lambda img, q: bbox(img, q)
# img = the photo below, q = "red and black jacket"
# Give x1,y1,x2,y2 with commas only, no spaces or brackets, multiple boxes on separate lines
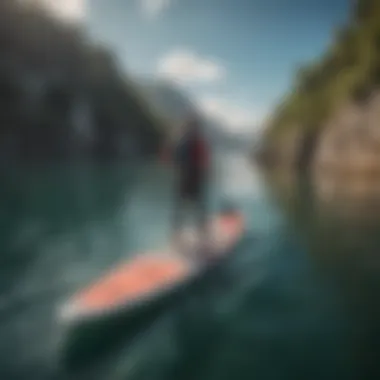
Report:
160,133,210,172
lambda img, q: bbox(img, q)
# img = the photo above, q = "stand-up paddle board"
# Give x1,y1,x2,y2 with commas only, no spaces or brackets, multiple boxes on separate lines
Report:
58,210,244,368
59,210,244,326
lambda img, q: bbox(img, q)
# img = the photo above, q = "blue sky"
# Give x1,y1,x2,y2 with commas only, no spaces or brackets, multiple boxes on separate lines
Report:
31,0,351,134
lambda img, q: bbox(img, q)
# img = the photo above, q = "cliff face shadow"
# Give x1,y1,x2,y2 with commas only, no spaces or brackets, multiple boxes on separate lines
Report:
265,167,380,380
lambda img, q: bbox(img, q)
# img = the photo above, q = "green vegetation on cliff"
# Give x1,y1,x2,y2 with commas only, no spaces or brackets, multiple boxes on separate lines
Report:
0,0,166,163
264,0,380,145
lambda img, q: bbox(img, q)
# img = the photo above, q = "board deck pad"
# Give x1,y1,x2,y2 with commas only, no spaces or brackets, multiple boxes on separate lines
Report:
60,212,244,322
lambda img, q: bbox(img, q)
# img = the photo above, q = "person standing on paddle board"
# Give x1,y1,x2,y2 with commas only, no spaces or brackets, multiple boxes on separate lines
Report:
160,112,211,254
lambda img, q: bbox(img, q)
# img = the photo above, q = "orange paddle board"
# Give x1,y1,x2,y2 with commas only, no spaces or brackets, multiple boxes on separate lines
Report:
59,211,244,324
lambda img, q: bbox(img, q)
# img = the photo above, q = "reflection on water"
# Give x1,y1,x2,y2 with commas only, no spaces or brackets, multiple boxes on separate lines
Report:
215,152,264,198
270,169,380,380
314,172,380,223
2,158,380,379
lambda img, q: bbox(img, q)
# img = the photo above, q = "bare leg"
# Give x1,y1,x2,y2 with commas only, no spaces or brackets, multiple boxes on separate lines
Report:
194,180,212,261
172,192,185,251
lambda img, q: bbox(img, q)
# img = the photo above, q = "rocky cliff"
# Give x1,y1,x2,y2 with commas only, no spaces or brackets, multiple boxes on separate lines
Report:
0,0,165,164
260,0,380,177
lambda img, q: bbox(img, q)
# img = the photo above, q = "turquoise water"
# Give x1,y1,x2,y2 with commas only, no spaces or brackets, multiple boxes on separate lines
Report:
0,155,365,379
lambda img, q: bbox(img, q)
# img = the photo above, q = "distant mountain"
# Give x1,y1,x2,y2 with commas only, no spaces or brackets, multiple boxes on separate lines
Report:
137,79,194,125
136,78,255,151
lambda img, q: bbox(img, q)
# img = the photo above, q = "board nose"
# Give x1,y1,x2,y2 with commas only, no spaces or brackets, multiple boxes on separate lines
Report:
211,212,244,247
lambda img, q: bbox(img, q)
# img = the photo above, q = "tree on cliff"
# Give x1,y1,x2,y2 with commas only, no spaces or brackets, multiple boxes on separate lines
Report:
263,0,380,149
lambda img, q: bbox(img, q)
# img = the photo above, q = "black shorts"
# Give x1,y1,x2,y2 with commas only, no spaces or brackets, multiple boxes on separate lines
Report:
178,169,205,200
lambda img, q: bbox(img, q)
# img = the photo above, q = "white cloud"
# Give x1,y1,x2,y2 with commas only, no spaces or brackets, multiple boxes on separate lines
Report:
22,0,87,22
197,95,267,134
157,49,226,85
139,0,172,17
24,0,170,22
